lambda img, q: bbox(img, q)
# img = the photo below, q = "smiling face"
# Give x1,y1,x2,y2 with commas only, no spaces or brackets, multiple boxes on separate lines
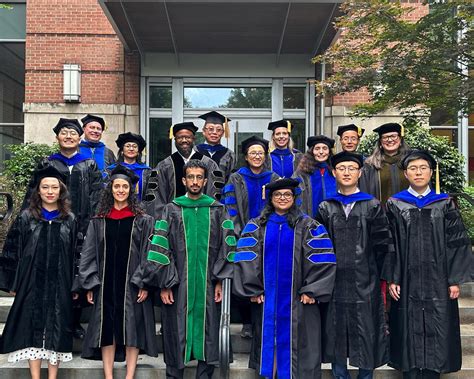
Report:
112,178,130,206
122,142,139,161
182,167,207,197
272,127,290,149
175,129,195,157
56,127,81,151
340,130,360,152
39,177,61,206
245,144,266,171
380,132,401,155
83,121,103,143
333,160,361,190
202,122,224,145
404,158,433,192
312,143,330,163
271,189,295,215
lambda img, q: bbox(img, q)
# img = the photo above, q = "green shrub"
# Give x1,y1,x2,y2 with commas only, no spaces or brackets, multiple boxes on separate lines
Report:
458,186,474,240
358,118,465,194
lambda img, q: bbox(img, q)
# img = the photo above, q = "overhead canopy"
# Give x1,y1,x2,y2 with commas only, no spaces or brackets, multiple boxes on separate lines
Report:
100,0,342,58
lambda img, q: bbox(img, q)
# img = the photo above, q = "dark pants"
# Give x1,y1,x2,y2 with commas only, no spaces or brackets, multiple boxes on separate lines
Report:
332,363,373,379
403,369,440,379
166,361,215,379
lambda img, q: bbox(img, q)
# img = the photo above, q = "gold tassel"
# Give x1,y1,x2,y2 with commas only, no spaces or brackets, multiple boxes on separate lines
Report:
103,122,108,131
224,117,230,139
401,125,405,137
357,126,362,137
287,120,292,134
169,126,174,140
435,162,440,194
262,185,266,200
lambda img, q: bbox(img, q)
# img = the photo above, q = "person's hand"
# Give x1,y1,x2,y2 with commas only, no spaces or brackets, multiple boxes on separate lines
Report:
9,291,15,297
87,290,94,304
72,292,79,300
214,281,222,303
250,294,264,304
137,288,148,303
300,294,316,304
161,288,174,305
389,283,400,301
449,285,460,299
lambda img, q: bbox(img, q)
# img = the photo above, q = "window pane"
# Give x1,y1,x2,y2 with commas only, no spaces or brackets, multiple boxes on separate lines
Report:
287,119,306,153
184,87,271,109
283,87,305,109
0,4,26,40
0,125,24,170
149,118,172,167
150,87,172,109
0,43,25,123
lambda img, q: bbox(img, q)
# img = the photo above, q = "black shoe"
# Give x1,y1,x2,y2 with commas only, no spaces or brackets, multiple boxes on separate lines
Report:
240,324,253,339
73,324,86,339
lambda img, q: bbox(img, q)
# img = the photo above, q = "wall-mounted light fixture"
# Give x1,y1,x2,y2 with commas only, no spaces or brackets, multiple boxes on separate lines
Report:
63,64,81,102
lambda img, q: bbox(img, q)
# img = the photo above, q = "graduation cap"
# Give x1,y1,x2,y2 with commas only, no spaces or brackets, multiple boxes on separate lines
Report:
199,111,231,139
81,114,106,131
374,122,404,137
263,178,300,200
32,164,67,187
267,119,293,134
401,149,440,194
109,164,139,186
331,151,364,169
306,135,335,149
115,132,146,152
169,122,198,139
241,136,269,154
336,124,365,138
52,118,83,136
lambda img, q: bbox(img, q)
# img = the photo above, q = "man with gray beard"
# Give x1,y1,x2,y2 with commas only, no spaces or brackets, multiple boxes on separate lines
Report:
143,122,224,219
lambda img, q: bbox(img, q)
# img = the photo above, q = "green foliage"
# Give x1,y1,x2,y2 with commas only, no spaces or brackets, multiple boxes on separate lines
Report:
458,186,474,240
358,118,465,193
314,1,473,118
3,142,58,194
222,88,271,108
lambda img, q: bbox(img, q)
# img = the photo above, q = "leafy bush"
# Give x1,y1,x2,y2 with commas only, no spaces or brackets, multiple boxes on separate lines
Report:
358,118,465,193
458,186,474,240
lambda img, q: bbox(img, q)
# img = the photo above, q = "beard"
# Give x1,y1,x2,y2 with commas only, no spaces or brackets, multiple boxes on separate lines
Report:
176,144,193,158
186,184,204,196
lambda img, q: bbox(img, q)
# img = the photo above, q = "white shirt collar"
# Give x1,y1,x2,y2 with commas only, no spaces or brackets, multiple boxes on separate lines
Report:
407,186,431,198
179,149,196,164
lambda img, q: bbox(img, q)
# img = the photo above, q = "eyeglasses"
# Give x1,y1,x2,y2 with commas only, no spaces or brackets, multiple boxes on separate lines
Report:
247,151,265,158
204,127,224,134
186,174,205,181
406,165,431,173
335,166,359,173
58,130,79,137
341,137,358,143
176,136,193,141
272,191,294,200
123,144,139,150
381,134,399,142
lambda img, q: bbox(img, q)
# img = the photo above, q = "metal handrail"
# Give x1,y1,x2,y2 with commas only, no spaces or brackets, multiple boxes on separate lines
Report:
219,278,231,379
0,192,13,222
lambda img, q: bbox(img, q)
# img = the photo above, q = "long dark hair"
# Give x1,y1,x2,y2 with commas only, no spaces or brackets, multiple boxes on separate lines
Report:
96,180,144,217
29,179,71,220
258,200,303,229
296,147,333,174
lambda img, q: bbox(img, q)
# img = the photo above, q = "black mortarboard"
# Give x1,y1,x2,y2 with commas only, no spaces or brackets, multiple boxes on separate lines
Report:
373,123,404,137
306,135,335,149
401,149,437,170
336,124,365,137
109,164,139,186
32,164,67,187
331,151,364,169
267,119,293,133
241,136,269,154
115,132,146,152
52,118,83,136
81,114,106,130
265,178,300,195
199,111,231,138
169,122,198,139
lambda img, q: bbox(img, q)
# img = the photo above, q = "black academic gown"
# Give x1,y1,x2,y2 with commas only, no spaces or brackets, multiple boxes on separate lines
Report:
317,195,393,369
0,210,77,354
79,213,158,361
233,213,337,378
386,191,473,373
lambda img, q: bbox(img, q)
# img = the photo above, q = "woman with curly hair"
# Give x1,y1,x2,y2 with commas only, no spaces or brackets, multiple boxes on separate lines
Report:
79,164,158,379
295,135,337,217
0,165,77,379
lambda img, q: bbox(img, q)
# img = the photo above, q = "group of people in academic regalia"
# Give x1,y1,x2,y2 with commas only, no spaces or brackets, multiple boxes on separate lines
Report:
0,111,472,379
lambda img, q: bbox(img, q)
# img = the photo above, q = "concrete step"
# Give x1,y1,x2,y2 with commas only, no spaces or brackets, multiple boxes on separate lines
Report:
462,282,474,298
1,353,474,379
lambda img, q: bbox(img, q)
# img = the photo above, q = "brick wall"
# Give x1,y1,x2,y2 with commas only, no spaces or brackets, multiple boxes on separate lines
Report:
25,0,139,105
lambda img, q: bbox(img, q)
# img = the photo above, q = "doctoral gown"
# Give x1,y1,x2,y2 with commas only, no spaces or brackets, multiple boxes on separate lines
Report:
146,195,234,369
317,193,393,369
105,162,151,201
222,167,279,236
0,210,77,354
295,163,337,218
143,151,225,218
267,148,303,178
196,143,236,182
79,212,158,361
233,213,337,379
79,140,116,172
386,190,473,373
